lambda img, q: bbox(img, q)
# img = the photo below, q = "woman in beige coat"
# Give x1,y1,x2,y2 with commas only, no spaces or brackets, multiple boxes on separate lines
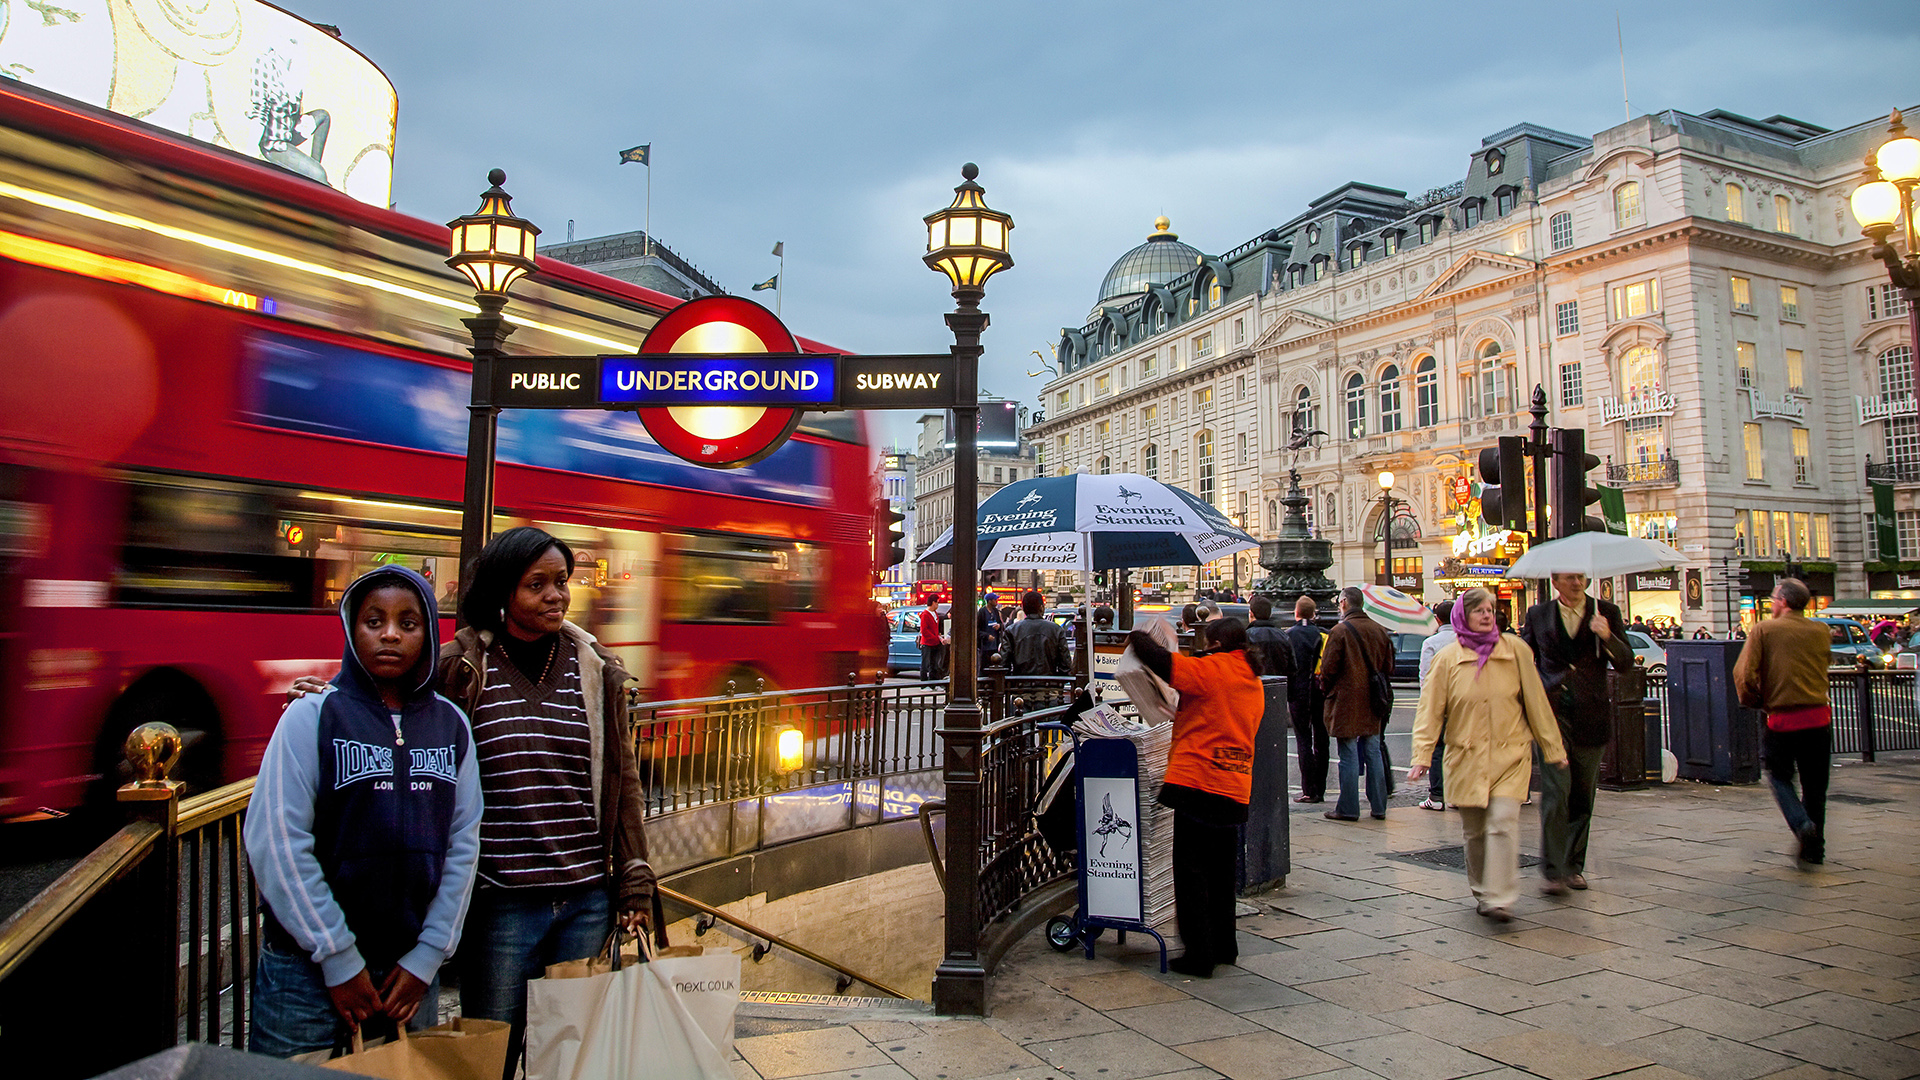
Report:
1409,588,1567,921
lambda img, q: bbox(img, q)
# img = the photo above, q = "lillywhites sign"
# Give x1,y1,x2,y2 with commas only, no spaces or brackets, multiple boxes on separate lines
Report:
1629,571,1680,591
1858,394,1918,425
1747,391,1805,421
1599,390,1679,425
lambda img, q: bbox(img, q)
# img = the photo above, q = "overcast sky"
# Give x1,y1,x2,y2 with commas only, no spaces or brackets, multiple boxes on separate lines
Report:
298,0,1916,449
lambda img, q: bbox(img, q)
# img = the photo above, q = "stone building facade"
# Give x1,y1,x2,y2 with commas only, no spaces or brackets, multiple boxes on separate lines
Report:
1027,105,1917,630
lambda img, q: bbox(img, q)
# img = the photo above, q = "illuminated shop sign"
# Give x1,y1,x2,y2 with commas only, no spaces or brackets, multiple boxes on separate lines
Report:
0,0,399,205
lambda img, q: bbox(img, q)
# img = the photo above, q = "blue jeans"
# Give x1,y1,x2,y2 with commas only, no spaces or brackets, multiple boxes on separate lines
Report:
459,883,612,1080
249,940,439,1058
1336,735,1387,818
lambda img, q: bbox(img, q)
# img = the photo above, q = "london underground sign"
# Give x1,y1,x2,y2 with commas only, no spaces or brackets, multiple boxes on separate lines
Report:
488,295,960,468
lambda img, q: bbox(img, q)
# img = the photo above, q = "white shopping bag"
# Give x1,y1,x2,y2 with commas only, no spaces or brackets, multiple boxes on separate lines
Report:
525,951,733,1080
647,946,742,1058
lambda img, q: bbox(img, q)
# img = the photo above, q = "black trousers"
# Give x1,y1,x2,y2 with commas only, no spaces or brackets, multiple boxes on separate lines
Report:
1288,696,1329,800
1172,809,1240,968
1763,725,1830,859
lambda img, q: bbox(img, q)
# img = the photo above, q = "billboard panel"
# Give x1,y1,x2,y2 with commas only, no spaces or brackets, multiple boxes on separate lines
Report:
944,399,1021,449
0,0,397,204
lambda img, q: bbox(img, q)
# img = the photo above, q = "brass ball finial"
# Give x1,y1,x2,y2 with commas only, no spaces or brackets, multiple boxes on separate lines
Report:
125,722,182,787
1154,215,1170,232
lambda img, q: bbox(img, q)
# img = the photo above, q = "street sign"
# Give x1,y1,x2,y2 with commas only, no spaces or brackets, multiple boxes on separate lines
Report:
839,355,958,410
493,356,598,408
600,353,837,407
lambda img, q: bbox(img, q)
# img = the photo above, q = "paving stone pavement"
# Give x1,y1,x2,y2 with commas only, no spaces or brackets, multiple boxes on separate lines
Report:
728,755,1920,1080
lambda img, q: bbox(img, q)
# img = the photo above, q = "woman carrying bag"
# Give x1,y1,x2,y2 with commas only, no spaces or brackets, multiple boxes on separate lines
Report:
1407,588,1567,922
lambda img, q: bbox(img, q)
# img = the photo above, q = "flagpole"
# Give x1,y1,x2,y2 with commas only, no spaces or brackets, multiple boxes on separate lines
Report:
777,245,784,317
645,160,653,258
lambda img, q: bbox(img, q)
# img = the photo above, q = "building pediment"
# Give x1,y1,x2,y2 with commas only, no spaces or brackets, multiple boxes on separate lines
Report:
1415,251,1535,302
1256,308,1337,349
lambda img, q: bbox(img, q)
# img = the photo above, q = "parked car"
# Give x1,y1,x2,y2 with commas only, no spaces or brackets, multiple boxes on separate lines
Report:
1391,633,1425,680
1623,630,1666,675
887,609,922,675
1813,616,1885,668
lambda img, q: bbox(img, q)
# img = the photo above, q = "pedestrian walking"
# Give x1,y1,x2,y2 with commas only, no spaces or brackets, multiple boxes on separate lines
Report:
1519,573,1632,895
248,566,482,1058
918,599,948,680
1282,596,1329,803
1733,577,1833,866
1415,600,1457,811
1006,590,1070,675
1319,586,1394,821
1125,618,1265,978
977,604,1003,670
1409,588,1567,922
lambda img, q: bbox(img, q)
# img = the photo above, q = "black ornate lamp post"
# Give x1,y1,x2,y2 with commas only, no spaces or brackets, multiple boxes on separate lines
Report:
445,169,540,612
1849,111,1920,403
1375,470,1396,587
924,163,1012,1016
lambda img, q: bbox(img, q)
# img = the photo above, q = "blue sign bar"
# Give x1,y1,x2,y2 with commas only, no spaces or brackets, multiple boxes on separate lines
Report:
599,354,837,407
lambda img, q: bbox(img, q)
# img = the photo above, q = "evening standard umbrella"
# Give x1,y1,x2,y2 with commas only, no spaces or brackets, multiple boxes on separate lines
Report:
1503,532,1687,580
1359,583,1439,634
917,474,1258,571
919,525,1256,572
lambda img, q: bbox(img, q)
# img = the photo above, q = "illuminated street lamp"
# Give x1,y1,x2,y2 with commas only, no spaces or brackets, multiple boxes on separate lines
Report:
445,170,540,617
1849,111,1920,409
1376,470,1397,588
926,163,1012,1017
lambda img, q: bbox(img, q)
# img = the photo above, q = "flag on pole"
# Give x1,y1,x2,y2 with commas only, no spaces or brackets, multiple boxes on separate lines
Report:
751,274,779,291
771,241,784,257
618,144,650,166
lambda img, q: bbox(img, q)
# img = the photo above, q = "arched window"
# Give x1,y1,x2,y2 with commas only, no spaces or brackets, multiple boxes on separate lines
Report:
1462,199,1482,229
1468,341,1511,418
1196,430,1215,505
1096,455,1110,475
1378,364,1403,433
1614,181,1642,229
1414,356,1439,427
1143,443,1158,480
1774,193,1794,234
1208,278,1223,309
1292,385,1317,434
1880,345,1918,466
1621,344,1665,464
1345,372,1367,439
1549,212,1573,251
1725,182,1745,223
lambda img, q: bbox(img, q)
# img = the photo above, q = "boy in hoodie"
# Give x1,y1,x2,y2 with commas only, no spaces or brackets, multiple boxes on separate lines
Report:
247,566,482,1057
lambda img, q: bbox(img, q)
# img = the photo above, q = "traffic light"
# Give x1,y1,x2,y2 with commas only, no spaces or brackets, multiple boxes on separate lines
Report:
880,505,907,568
1549,427,1605,536
1476,436,1529,533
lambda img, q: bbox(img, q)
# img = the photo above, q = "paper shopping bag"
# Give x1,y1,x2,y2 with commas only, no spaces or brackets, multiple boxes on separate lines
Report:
524,957,732,1080
322,1018,512,1080
645,946,742,1057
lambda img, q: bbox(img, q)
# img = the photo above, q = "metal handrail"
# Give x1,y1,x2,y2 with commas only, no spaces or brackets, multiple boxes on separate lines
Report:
0,820,163,984
176,778,254,833
656,885,913,999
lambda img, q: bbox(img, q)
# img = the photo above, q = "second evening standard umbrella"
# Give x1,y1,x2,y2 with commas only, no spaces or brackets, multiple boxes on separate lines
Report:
1359,583,1439,634
1502,532,1686,581
917,524,1256,572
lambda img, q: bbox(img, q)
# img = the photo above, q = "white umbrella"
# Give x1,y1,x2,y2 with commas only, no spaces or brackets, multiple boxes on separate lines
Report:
917,526,1257,571
1503,532,1687,580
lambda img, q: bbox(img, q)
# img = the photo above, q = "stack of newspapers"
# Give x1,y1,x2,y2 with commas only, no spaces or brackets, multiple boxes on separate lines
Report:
1070,709,1181,955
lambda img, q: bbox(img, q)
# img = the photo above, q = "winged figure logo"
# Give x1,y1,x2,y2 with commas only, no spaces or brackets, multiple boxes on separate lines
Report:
1093,792,1133,856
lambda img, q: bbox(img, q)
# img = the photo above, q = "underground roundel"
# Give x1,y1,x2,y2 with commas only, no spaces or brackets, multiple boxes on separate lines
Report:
634,295,805,469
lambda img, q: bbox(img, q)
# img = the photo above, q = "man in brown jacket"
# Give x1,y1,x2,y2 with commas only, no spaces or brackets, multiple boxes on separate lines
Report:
1732,578,1833,865
1319,587,1395,820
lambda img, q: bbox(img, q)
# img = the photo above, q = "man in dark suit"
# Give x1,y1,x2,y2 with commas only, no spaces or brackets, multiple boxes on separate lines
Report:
1519,572,1633,894
1282,596,1329,803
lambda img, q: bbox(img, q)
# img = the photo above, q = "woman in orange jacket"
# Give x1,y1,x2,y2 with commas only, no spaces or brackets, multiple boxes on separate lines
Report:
1125,616,1266,978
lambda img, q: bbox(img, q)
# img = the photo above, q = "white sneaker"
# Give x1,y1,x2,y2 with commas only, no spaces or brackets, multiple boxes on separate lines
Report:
1417,798,1445,811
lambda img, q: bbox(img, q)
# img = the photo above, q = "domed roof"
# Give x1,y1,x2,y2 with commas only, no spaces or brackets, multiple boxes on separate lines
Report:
1095,217,1202,308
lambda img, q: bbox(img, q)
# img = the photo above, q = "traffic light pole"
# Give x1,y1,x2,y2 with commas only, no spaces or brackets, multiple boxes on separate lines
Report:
1528,386,1550,548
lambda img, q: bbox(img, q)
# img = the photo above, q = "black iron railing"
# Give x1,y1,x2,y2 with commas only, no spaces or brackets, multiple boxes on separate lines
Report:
974,703,1075,932
1640,667,1920,763
1865,460,1920,483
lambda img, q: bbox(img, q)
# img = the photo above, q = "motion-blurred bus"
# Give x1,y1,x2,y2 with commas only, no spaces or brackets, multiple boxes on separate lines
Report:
0,82,885,815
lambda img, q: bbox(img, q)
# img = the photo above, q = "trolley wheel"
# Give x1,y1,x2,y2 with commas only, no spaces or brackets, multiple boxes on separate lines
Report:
1045,916,1079,952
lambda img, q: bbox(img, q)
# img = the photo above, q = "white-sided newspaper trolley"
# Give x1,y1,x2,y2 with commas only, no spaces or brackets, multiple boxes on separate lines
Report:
1040,721,1176,973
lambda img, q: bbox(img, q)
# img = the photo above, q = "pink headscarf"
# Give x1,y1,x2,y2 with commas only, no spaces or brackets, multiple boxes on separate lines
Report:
1451,595,1502,672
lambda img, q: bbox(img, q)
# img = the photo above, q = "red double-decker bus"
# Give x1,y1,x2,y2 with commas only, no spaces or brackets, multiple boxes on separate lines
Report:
0,82,885,816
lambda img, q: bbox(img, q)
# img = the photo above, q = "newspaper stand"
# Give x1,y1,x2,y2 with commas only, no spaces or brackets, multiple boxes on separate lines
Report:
1041,725,1169,973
